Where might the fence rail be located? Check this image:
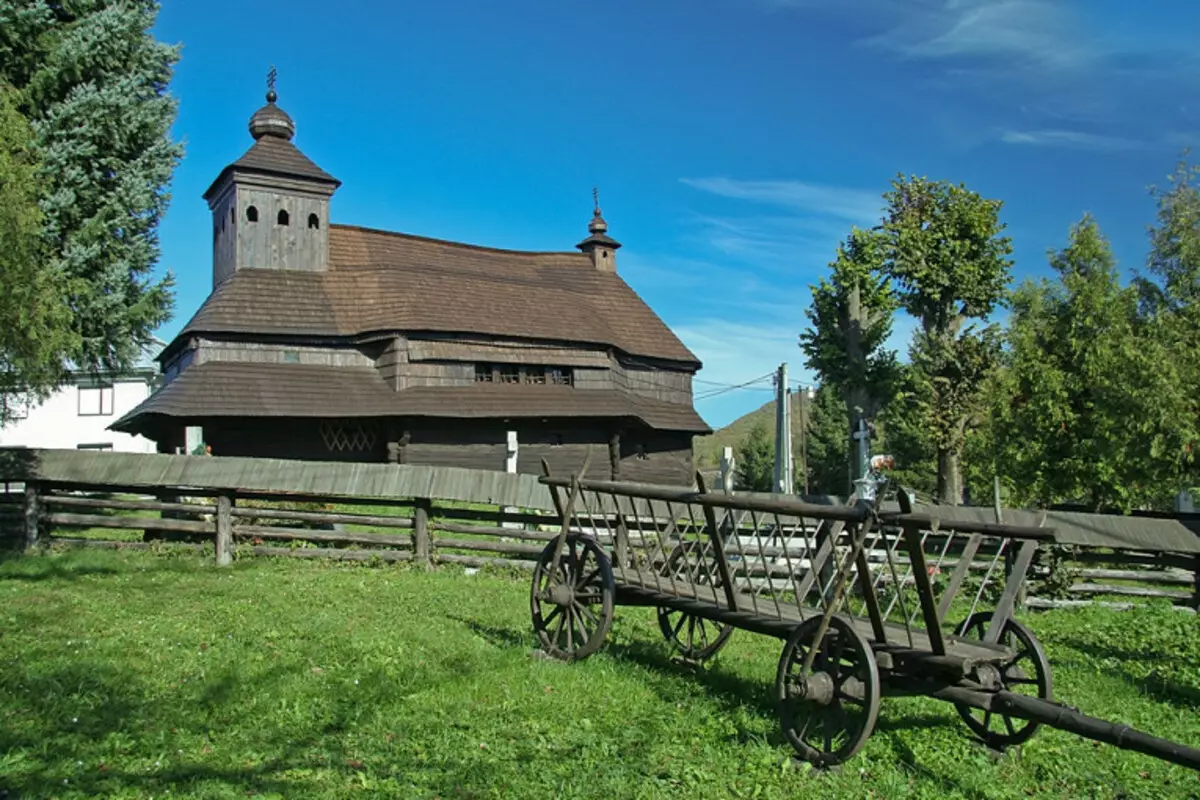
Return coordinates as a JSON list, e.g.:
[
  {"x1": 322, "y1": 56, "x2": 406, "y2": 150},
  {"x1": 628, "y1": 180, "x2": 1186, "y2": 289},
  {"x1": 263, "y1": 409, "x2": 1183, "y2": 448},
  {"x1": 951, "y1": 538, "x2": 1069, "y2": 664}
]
[{"x1": 0, "y1": 448, "x2": 1197, "y2": 612}]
